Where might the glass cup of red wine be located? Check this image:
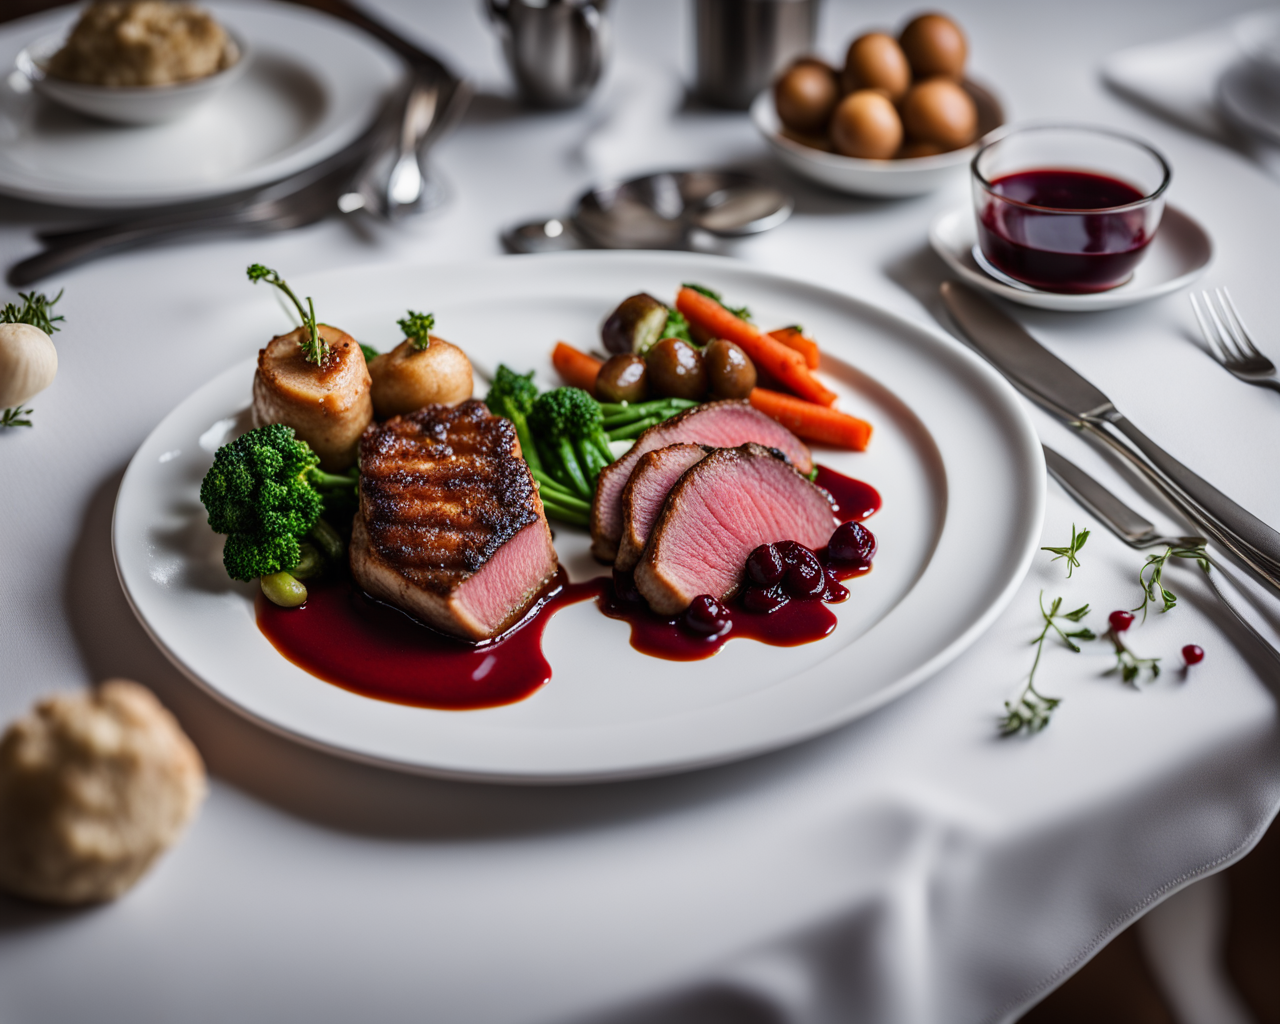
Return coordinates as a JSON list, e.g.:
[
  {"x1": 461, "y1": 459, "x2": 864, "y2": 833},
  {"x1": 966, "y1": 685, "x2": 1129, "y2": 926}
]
[{"x1": 970, "y1": 124, "x2": 1172, "y2": 294}]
